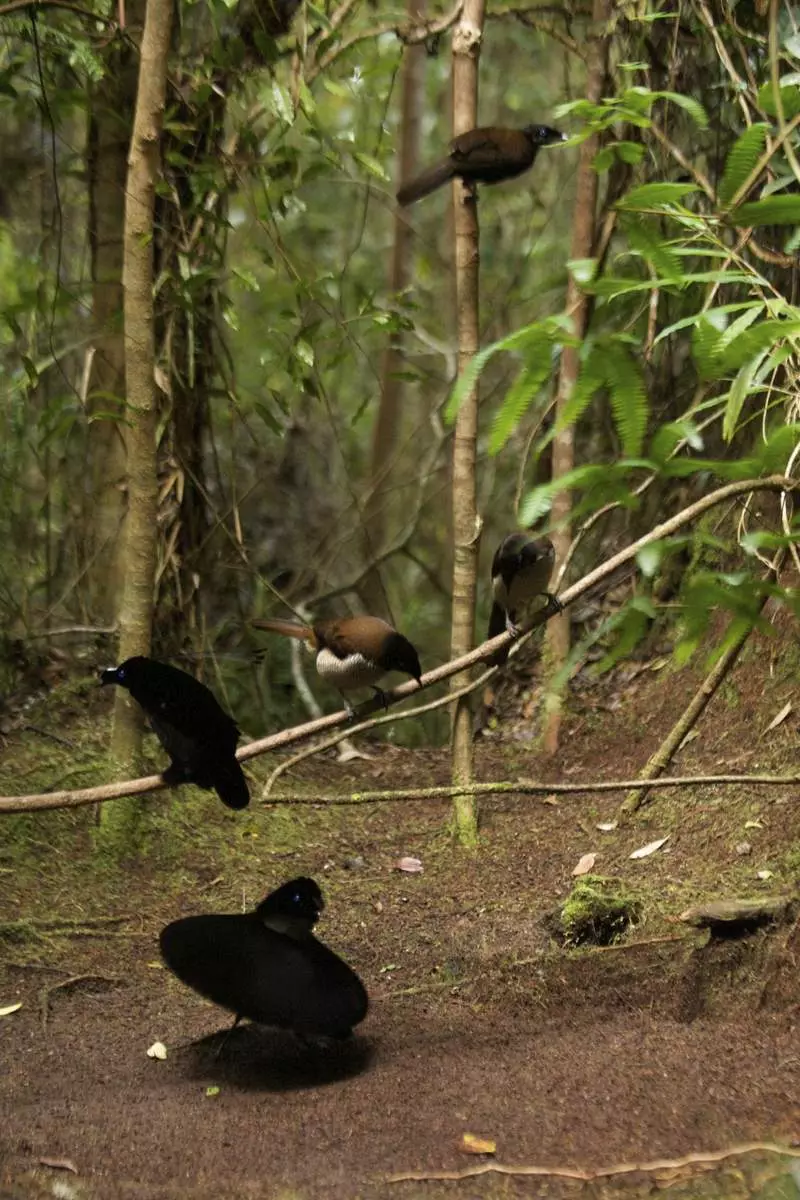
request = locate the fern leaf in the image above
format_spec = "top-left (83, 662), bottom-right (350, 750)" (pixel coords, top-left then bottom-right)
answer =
top-left (718, 124), bottom-right (769, 207)
top-left (605, 343), bottom-right (648, 457)
top-left (731, 195), bottom-right (800, 226)
top-left (555, 345), bottom-right (605, 434)
top-left (722, 354), bottom-right (765, 443)
top-left (623, 216), bottom-right (681, 278)
top-left (488, 333), bottom-right (554, 455)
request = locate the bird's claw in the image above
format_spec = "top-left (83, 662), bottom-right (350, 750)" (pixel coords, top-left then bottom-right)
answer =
top-left (545, 593), bottom-right (563, 616)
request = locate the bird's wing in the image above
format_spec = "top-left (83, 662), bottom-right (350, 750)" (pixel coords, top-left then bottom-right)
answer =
top-left (450, 129), bottom-right (503, 169)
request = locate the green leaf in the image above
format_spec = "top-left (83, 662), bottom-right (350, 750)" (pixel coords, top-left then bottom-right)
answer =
top-left (757, 78), bottom-right (800, 118)
top-left (616, 182), bottom-right (699, 210)
top-left (637, 543), bottom-right (663, 577)
top-left (353, 151), bottom-right (388, 181)
top-left (605, 344), bottom-right (648, 457)
top-left (568, 258), bottom-right (599, 285)
top-left (656, 91), bottom-right (709, 128)
top-left (555, 345), bottom-right (605, 433)
top-left (731, 196), bottom-right (800, 226)
top-left (617, 140), bottom-right (645, 164)
top-left (718, 123), bottom-right (769, 207)
top-left (445, 318), bottom-right (574, 424)
top-left (520, 464), bottom-right (611, 525)
top-left (722, 353), bottom-right (766, 442)
top-left (623, 216), bottom-right (682, 278)
top-left (720, 319), bottom-right (800, 373)
top-left (488, 333), bottom-right (555, 455)
top-left (691, 313), bottom-right (726, 379)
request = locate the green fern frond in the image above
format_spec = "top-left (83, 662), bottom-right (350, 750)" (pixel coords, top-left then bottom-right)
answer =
top-left (718, 123), bottom-right (769, 207)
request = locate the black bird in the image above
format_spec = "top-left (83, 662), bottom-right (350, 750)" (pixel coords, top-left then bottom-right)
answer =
top-left (99, 656), bottom-right (249, 810)
top-left (397, 124), bottom-right (566, 207)
top-left (159, 877), bottom-right (368, 1040)
top-left (487, 533), bottom-right (562, 666)
top-left (252, 615), bottom-right (422, 715)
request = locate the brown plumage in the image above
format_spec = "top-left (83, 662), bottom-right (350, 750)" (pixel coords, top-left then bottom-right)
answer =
top-left (487, 533), bottom-right (561, 666)
top-left (397, 124), bottom-right (566, 207)
top-left (253, 615), bottom-right (422, 713)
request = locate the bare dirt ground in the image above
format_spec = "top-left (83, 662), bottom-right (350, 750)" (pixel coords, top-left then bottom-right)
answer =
top-left (2, 628), bottom-right (800, 1199)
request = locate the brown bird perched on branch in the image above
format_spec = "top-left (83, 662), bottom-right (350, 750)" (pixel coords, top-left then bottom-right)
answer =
top-left (397, 124), bottom-right (566, 206)
top-left (487, 533), bottom-right (562, 667)
top-left (252, 615), bottom-right (422, 715)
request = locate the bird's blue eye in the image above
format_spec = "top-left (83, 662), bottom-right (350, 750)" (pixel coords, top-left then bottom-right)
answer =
top-left (117, 667), bottom-right (126, 681)
top-left (293, 891), bottom-right (302, 904)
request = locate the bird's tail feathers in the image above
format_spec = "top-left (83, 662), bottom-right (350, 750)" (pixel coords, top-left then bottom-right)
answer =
top-left (213, 758), bottom-right (250, 811)
top-left (397, 159), bottom-right (456, 206)
top-left (486, 602), bottom-right (510, 667)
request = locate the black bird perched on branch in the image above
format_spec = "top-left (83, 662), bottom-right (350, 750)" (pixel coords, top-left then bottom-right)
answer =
top-left (487, 533), bottom-right (562, 666)
top-left (396, 124), bottom-right (566, 206)
top-left (159, 877), bottom-right (368, 1040)
top-left (252, 614), bottom-right (422, 715)
top-left (99, 656), bottom-right (249, 810)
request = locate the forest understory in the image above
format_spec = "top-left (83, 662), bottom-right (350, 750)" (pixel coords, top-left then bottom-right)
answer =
top-left (2, 621), bottom-right (800, 1200)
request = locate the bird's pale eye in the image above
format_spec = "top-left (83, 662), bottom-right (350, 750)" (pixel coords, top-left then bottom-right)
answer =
top-left (293, 892), bottom-right (302, 905)
top-left (117, 668), bottom-right (126, 682)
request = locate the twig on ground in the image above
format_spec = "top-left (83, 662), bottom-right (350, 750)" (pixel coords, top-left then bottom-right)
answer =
top-left (40, 973), bottom-right (123, 1029)
top-left (386, 1140), bottom-right (800, 1184)
top-left (257, 773), bottom-right (800, 806)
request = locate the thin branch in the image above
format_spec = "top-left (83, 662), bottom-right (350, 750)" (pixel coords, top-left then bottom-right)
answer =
top-left (310, 1), bottom-right (463, 80)
top-left (386, 1141), bottom-right (800, 1185)
top-left (260, 773), bottom-right (800, 806)
top-left (0, 0), bottom-right (115, 21)
top-left (0, 475), bottom-right (793, 815)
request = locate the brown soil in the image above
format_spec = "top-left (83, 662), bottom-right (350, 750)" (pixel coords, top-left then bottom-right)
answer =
top-left (2, 628), bottom-right (800, 1199)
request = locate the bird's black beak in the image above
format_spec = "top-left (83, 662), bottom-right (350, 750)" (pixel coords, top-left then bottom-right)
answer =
top-left (98, 667), bottom-right (115, 686)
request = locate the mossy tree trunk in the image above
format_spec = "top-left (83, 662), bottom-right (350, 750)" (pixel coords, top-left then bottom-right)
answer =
top-left (102, 0), bottom-right (174, 848)
top-left (449, 0), bottom-right (486, 848)
top-left (85, 9), bottom-right (145, 625)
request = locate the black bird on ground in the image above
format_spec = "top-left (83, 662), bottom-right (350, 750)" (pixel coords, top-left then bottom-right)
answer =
top-left (252, 614), bottom-right (422, 715)
top-left (487, 533), bottom-right (562, 666)
top-left (159, 877), bottom-right (368, 1040)
top-left (397, 124), bottom-right (566, 207)
top-left (99, 656), bottom-right (249, 810)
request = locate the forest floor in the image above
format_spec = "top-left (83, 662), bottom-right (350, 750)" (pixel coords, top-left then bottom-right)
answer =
top-left (2, 625), bottom-right (800, 1200)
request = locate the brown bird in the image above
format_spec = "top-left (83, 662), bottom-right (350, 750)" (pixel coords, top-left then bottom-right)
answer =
top-left (253, 615), bottom-right (422, 715)
top-left (397, 124), bottom-right (566, 207)
top-left (487, 533), bottom-right (562, 666)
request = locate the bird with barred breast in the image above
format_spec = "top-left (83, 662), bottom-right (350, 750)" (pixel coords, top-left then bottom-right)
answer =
top-left (252, 615), bottom-right (422, 716)
top-left (487, 533), bottom-right (562, 667)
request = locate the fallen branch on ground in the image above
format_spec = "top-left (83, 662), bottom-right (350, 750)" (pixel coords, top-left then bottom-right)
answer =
top-left (386, 1140), bottom-right (800, 1184)
top-left (0, 476), bottom-right (792, 815)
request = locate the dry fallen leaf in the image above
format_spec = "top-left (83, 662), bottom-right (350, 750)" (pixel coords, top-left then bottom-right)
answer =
top-left (146, 1041), bottom-right (168, 1060)
top-left (394, 856), bottom-right (423, 874)
top-left (0, 1002), bottom-right (22, 1017)
top-left (572, 852), bottom-right (597, 876)
top-left (757, 869), bottom-right (774, 881)
top-left (764, 700), bottom-right (792, 734)
top-left (460, 1133), bottom-right (497, 1156)
top-left (596, 821), bottom-right (618, 833)
top-left (39, 1157), bottom-right (78, 1174)
top-left (629, 835), bottom-right (669, 860)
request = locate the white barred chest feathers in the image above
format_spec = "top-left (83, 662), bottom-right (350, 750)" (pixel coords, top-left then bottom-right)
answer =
top-left (315, 648), bottom-right (386, 690)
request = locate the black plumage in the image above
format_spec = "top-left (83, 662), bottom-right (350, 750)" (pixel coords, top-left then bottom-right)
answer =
top-left (159, 877), bottom-right (368, 1039)
top-left (99, 656), bottom-right (249, 810)
top-left (397, 124), bottom-right (566, 206)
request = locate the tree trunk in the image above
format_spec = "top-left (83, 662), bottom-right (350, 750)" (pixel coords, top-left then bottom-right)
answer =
top-left (449, 0), bottom-right (486, 847)
top-left (109, 0), bottom-right (174, 781)
top-left (85, 15), bottom-right (144, 625)
top-left (542, 0), bottom-right (611, 755)
top-left (360, 0), bottom-right (426, 619)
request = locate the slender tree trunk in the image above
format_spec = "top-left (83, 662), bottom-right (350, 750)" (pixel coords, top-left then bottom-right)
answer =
top-left (542, 0), bottom-right (611, 755)
top-left (360, 0), bottom-right (426, 619)
top-left (109, 0), bottom-right (174, 776)
top-left (85, 17), bottom-right (144, 624)
top-left (449, 0), bottom-right (486, 847)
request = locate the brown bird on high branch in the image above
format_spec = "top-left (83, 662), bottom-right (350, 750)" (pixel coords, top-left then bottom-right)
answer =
top-left (396, 124), bottom-right (566, 207)
top-left (487, 533), bottom-right (562, 667)
top-left (253, 615), bottom-right (422, 716)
